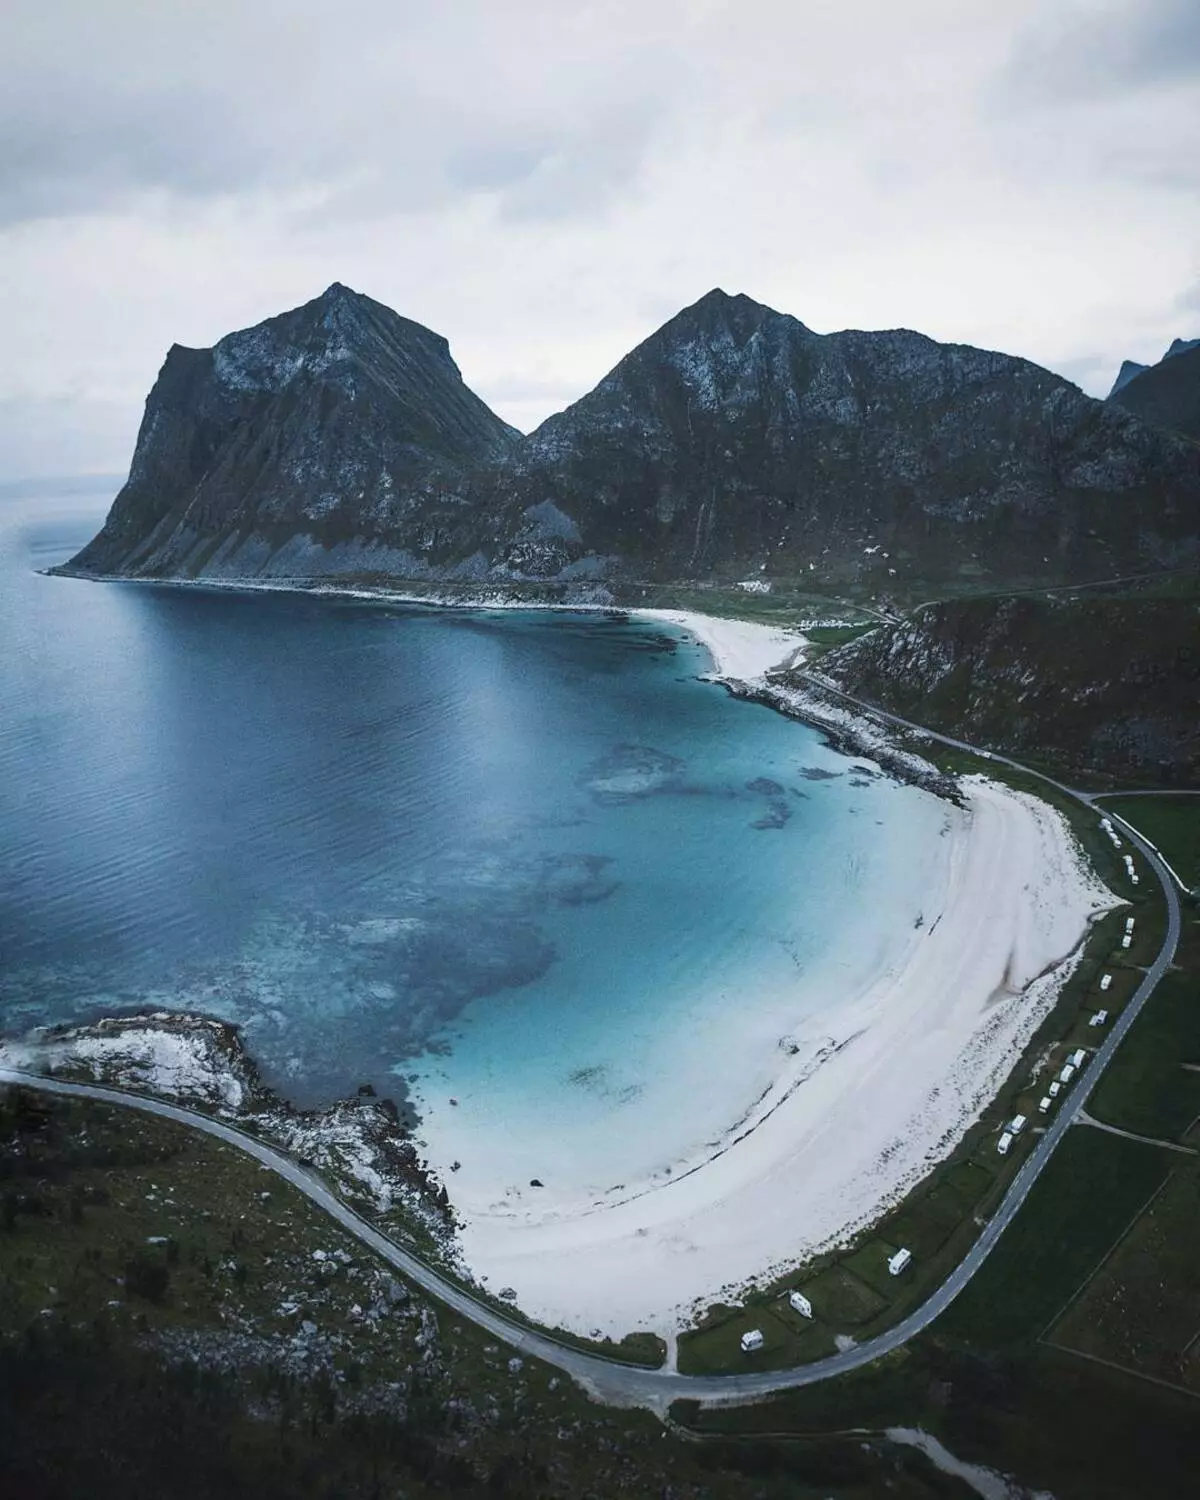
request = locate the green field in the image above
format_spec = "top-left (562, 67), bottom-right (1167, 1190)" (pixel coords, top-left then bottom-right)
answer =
top-left (1089, 971), bottom-right (1200, 1141)
top-left (1050, 1157), bottom-right (1200, 1391)
top-left (1101, 794), bottom-right (1200, 890)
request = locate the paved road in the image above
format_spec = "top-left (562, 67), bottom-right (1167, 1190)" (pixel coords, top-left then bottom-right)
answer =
top-left (0, 707), bottom-right (1182, 1411)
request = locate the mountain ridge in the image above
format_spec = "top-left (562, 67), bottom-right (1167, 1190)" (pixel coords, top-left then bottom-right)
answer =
top-left (69, 285), bottom-right (1200, 592)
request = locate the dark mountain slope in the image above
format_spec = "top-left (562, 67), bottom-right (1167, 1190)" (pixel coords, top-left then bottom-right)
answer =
top-left (1108, 359), bottom-right (1149, 397)
top-left (68, 286), bottom-right (1200, 591)
top-left (488, 289), bottom-right (1200, 587)
top-left (69, 284), bottom-right (519, 578)
top-left (817, 594), bottom-right (1200, 784)
top-left (1108, 344), bottom-right (1200, 445)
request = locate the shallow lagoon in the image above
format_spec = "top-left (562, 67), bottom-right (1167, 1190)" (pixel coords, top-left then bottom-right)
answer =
top-left (1, 483), bottom-right (944, 1176)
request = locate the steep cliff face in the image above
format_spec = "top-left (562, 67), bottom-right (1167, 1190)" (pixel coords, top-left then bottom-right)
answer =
top-left (69, 286), bottom-right (1200, 589)
top-left (489, 289), bottom-right (1200, 586)
top-left (818, 595), bottom-right (1200, 784)
top-left (1108, 344), bottom-right (1200, 445)
top-left (70, 284), bottom-right (519, 578)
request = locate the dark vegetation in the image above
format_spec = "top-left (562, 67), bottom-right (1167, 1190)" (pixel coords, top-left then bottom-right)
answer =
top-left (0, 1089), bottom-right (969, 1500)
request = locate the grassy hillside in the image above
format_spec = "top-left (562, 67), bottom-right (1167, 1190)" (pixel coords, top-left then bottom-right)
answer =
top-left (818, 593), bottom-right (1200, 786)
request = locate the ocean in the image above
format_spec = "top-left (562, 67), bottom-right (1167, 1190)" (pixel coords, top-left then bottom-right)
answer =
top-left (1, 478), bottom-right (949, 1206)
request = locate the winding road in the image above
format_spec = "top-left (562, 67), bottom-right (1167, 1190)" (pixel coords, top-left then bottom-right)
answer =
top-left (0, 693), bottom-right (1183, 1413)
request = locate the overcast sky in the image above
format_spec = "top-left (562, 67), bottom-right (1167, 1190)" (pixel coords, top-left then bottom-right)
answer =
top-left (2, 0), bottom-right (1198, 477)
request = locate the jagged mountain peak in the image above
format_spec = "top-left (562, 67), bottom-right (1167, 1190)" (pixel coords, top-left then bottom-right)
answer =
top-left (1108, 359), bottom-right (1149, 398)
top-left (1108, 340), bottom-right (1200, 442)
top-left (656, 287), bottom-right (813, 344)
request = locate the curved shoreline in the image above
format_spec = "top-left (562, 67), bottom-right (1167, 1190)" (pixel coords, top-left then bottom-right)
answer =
top-left (433, 770), bottom-right (1116, 1336)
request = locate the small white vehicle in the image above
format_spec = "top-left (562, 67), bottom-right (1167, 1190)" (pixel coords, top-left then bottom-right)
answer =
top-left (997, 1132), bottom-right (1013, 1155)
top-left (740, 1329), bottom-right (765, 1353)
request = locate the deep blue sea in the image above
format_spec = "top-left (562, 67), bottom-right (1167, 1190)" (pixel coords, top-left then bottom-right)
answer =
top-left (1, 481), bottom-right (945, 1192)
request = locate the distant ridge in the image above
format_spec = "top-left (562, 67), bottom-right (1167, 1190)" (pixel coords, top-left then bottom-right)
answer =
top-left (1107, 338), bottom-right (1200, 444)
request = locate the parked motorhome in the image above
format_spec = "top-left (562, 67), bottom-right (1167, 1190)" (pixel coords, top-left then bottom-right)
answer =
top-left (788, 1291), bottom-right (813, 1318)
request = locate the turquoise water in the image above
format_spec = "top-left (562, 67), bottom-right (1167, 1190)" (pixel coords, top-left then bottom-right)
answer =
top-left (1, 482), bottom-right (941, 1153)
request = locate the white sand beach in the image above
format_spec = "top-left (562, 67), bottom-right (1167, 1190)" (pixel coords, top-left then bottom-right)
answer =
top-left (634, 608), bottom-right (807, 685)
top-left (432, 772), bottom-right (1115, 1337)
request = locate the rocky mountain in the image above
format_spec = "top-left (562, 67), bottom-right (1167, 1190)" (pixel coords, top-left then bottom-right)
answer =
top-left (489, 290), bottom-right (1200, 587)
top-left (68, 286), bottom-right (1200, 591)
top-left (816, 594), bottom-right (1200, 784)
top-left (70, 284), bottom-right (519, 579)
top-left (1107, 342), bottom-right (1200, 445)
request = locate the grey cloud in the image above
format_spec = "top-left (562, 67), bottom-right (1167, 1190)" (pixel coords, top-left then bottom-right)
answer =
top-left (0, 82), bottom-right (277, 227)
top-left (1175, 282), bottom-right (1200, 315)
top-left (1005, 0), bottom-right (1200, 99)
top-left (1050, 353), bottom-right (1115, 395)
top-left (0, 0), bottom-right (674, 229)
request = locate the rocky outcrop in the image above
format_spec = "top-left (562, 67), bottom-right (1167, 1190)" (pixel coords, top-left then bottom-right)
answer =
top-left (68, 286), bottom-right (1200, 590)
top-left (69, 283), bottom-right (519, 579)
top-left (818, 594), bottom-right (1200, 784)
top-left (1108, 343), bottom-right (1200, 444)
